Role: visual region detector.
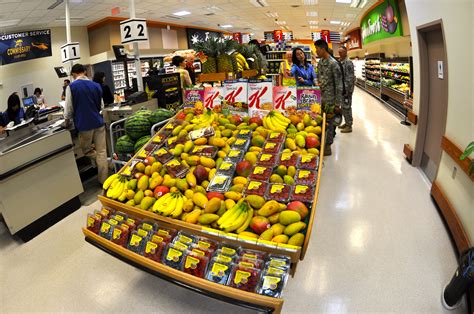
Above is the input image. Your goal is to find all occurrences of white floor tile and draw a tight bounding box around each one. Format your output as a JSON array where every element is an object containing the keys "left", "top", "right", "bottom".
[{"left": 0, "top": 88, "right": 467, "bottom": 313}]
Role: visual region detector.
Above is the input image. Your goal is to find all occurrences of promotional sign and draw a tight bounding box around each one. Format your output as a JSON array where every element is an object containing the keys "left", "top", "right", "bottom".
[
  {"left": 224, "top": 80, "right": 248, "bottom": 114},
  {"left": 360, "top": 0, "right": 403, "bottom": 45},
  {"left": 321, "top": 30, "right": 331, "bottom": 43},
  {"left": 242, "top": 34, "right": 252, "bottom": 44},
  {"left": 204, "top": 86, "right": 224, "bottom": 111},
  {"left": 248, "top": 79, "right": 273, "bottom": 118},
  {"left": 273, "top": 30, "right": 283, "bottom": 42},
  {"left": 282, "top": 31, "right": 294, "bottom": 41},
  {"left": 0, "top": 29, "right": 52, "bottom": 65},
  {"left": 232, "top": 33, "right": 242, "bottom": 44},
  {"left": 187, "top": 28, "right": 223, "bottom": 48},
  {"left": 120, "top": 19, "right": 149, "bottom": 44},
  {"left": 60, "top": 42, "right": 80, "bottom": 63},
  {"left": 297, "top": 87, "right": 321, "bottom": 112},
  {"left": 264, "top": 31, "right": 274, "bottom": 42},
  {"left": 346, "top": 28, "right": 362, "bottom": 50},
  {"left": 273, "top": 86, "right": 297, "bottom": 115},
  {"left": 184, "top": 87, "right": 205, "bottom": 109}
]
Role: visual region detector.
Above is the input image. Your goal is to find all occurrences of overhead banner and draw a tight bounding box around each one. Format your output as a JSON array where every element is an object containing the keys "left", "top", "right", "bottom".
[
  {"left": 0, "top": 29, "right": 52, "bottom": 65},
  {"left": 346, "top": 28, "right": 362, "bottom": 50},
  {"left": 186, "top": 28, "right": 223, "bottom": 48},
  {"left": 360, "top": 0, "right": 403, "bottom": 45}
]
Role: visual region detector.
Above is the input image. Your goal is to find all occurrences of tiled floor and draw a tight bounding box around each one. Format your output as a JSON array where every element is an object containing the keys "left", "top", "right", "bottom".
[{"left": 0, "top": 88, "right": 467, "bottom": 313}]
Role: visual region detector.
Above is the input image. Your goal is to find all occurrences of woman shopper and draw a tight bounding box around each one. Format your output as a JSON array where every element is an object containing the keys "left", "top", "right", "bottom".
[
  {"left": 34, "top": 87, "right": 47, "bottom": 108},
  {"left": 93, "top": 72, "right": 114, "bottom": 105},
  {"left": 291, "top": 48, "right": 316, "bottom": 87},
  {"left": 2, "top": 93, "right": 25, "bottom": 126},
  {"left": 172, "top": 55, "right": 193, "bottom": 89},
  {"left": 279, "top": 51, "right": 296, "bottom": 86}
]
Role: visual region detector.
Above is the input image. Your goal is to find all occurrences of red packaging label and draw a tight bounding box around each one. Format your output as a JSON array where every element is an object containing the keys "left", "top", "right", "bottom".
[{"left": 273, "top": 86, "right": 297, "bottom": 115}]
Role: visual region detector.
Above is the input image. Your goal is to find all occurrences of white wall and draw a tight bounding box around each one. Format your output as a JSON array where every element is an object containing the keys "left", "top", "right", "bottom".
[
  {"left": 405, "top": 0, "right": 474, "bottom": 243},
  {"left": 0, "top": 27, "right": 90, "bottom": 111}
]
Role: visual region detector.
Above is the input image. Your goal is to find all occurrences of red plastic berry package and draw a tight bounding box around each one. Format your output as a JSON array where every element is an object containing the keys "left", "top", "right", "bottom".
[
  {"left": 229, "top": 264, "right": 262, "bottom": 292},
  {"left": 144, "top": 240, "right": 166, "bottom": 262},
  {"left": 182, "top": 251, "right": 210, "bottom": 278}
]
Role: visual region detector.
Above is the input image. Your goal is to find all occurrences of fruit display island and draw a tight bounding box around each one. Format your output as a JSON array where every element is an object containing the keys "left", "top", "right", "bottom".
[{"left": 83, "top": 106, "right": 326, "bottom": 313}]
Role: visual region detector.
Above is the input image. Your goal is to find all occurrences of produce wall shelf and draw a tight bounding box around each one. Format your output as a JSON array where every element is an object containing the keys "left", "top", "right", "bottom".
[{"left": 83, "top": 228, "right": 284, "bottom": 313}]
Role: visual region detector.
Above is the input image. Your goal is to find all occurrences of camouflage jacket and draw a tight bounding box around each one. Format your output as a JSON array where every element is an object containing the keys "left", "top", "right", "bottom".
[
  {"left": 317, "top": 56, "right": 344, "bottom": 108},
  {"left": 340, "top": 57, "right": 355, "bottom": 95}
]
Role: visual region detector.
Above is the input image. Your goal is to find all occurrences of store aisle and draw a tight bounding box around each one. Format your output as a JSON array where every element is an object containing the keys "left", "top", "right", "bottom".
[{"left": 0, "top": 88, "right": 466, "bottom": 313}]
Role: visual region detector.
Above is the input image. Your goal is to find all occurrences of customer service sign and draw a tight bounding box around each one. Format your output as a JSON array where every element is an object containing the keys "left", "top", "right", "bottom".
[
  {"left": 0, "top": 29, "right": 52, "bottom": 65},
  {"left": 360, "top": 0, "right": 402, "bottom": 45}
]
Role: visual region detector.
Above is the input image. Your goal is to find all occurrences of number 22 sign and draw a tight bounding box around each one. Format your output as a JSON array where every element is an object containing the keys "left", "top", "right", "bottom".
[
  {"left": 120, "top": 19, "right": 148, "bottom": 44},
  {"left": 60, "top": 42, "right": 80, "bottom": 63}
]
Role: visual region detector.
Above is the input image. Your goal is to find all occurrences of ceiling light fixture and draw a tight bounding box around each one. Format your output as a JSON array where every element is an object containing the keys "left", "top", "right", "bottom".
[
  {"left": 0, "top": 19, "right": 20, "bottom": 27},
  {"left": 302, "top": 0, "right": 317, "bottom": 5},
  {"left": 250, "top": 0, "right": 268, "bottom": 8},
  {"left": 265, "top": 12, "right": 279, "bottom": 18},
  {"left": 330, "top": 20, "right": 341, "bottom": 24},
  {"left": 306, "top": 11, "right": 318, "bottom": 17},
  {"left": 336, "top": 0, "right": 351, "bottom": 3},
  {"left": 220, "top": 24, "right": 233, "bottom": 28},
  {"left": 309, "top": 25, "right": 318, "bottom": 29},
  {"left": 275, "top": 21, "right": 287, "bottom": 25},
  {"left": 308, "top": 20, "right": 318, "bottom": 24},
  {"left": 173, "top": 10, "right": 191, "bottom": 16},
  {"left": 350, "top": 0, "right": 368, "bottom": 8},
  {"left": 47, "top": 0, "right": 63, "bottom": 10}
]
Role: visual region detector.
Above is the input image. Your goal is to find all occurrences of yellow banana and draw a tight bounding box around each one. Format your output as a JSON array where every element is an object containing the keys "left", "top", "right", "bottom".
[
  {"left": 103, "top": 173, "right": 119, "bottom": 190},
  {"left": 274, "top": 111, "right": 291, "bottom": 124},
  {"left": 171, "top": 195, "right": 184, "bottom": 218},
  {"left": 111, "top": 181, "right": 125, "bottom": 199},
  {"left": 217, "top": 199, "right": 243, "bottom": 225},
  {"left": 265, "top": 116, "right": 277, "bottom": 131},
  {"left": 152, "top": 193, "right": 172, "bottom": 213},
  {"left": 262, "top": 116, "right": 270, "bottom": 129},
  {"left": 271, "top": 116, "right": 287, "bottom": 129},
  {"left": 223, "top": 208, "right": 248, "bottom": 232},
  {"left": 160, "top": 194, "right": 178, "bottom": 216},
  {"left": 236, "top": 207, "right": 254, "bottom": 234},
  {"left": 219, "top": 204, "right": 245, "bottom": 229}
]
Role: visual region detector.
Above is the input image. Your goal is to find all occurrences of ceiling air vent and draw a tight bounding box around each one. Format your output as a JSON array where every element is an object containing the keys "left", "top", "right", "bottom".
[
  {"left": 205, "top": 13, "right": 216, "bottom": 16},
  {"left": 250, "top": 0, "right": 268, "bottom": 8}
]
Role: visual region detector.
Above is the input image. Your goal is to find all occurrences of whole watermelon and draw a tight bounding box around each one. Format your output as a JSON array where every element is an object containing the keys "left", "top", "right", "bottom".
[
  {"left": 116, "top": 135, "right": 135, "bottom": 154},
  {"left": 149, "top": 109, "right": 174, "bottom": 124},
  {"left": 125, "top": 114, "right": 151, "bottom": 140},
  {"left": 134, "top": 135, "right": 151, "bottom": 153},
  {"left": 135, "top": 109, "right": 153, "bottom": 120}
]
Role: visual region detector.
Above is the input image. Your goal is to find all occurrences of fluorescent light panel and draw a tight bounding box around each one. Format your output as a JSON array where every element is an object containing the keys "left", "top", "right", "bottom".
[
  {"left": 0, "top": 19, "right": 20, "bottom": 27},
  {"left": 220, "top": 24, "right": 233, "bottom": 28},
  {"left": 310, "top": 25, "right": 318, "bottom": 29},
  {"left": 330, "top": 20, "right": 341, "bottom": 24},
  {"left": 173, "top": 10, "right": 191, "bottom": 16},
  {"left": 250, "top": 0, "right": 269, "bottom": 7},
  {"left": 302, "top": 0, "right": 317, "bottom": 5},
  {"left": 308, "top": 20, "right": 318, "bottom": 24},
  {"left": 306, "top": 11, "right": 318, "bottom": 16},
  {"left": 336, "top": 0, "right": 351, "bottom": 3},
  {"left": 265, "top": 12, "right": 279, "bottom": 18},
  {"left": 275, "top": 21, "right": 287, "bottom": 25}
]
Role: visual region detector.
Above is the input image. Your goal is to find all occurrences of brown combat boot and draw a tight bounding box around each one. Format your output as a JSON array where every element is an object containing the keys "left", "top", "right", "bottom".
[
  {"left": 340, "top": 125, "right": 352, "bottom": 133},
  {"left": 338, "top": 123, "right": 346, "bottom": 129},
  {"left": 324, "top": 145, "right": 332, "bottom": 156}
]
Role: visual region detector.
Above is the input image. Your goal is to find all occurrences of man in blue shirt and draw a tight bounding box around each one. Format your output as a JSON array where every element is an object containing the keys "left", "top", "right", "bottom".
[{"left": 65, "top": 63, "right": 108, "bottom": 184}]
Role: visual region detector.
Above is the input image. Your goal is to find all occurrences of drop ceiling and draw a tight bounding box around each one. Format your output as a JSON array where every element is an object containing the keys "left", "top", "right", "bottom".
[{"left": 0, "top": 0, "right": 378, "bottom": 39}]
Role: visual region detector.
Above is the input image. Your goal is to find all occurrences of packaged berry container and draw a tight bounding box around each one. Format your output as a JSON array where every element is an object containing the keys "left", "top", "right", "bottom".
[
  {"left": 266, "top": 132, "right": 286, "bottom": 143},
  {"left": 136, "top": 227, "right": 152, "bottom": 240},
  {"left": 188, "top": 126, "right": 215, "bottom": 140},
  {"left": 99, "top": 219, "right": 119, "bottom": 240},
  {"left": 167, "top": 136, "right": 187, "bottom": 149},
  {"left": 196, "top": 237, "right": 218, "bottom": 252},
  {"left": 144, "top": 143, "right": 159, "bottom": 153},
  {"left": 249, "top": 166, "right": 272, "bottom": 181},
  {"left": 295, "top": 169, "right": 317, "bottom": 185},
  {"left": 182, "top": 251, "right": 210, "bottom": 278},
  {"left": 239, "top": 248, "right": 267, "bottom": 261},
  {"left": 231, "top": 138, "right": 250, "bottom": 151},
  {"left": 156, "top": 227, "right": 177, "bottom": 238},
  {"left": 152, "top": 133, "right": 167, "bottom": 146},
  {"left": 216, "top": 161, "right": 236, "bottom": 176},
  {"left": 236, "top": 129, "right": 252, "bottom": 139},
  {"left": 207, "top": 174, "right": 232, "bottom": 193},
  {"left": 257, "top": 269, "right": 288, "bottom": 298},
  {"left": 165, "top": 159, "right": 190, "bottom": 178},
  {"left": 257, "top": 153, "right": 277, "bottom": 167},
  {"left": 86, "top": 213, "right": 101, "bottom": 234},
  {"left": 127, "top": 230, "right": 147, "bottom": 255},
  {"left": 297, "top": 153, "right": 319, "bottom": 170},
  {"left": 111, "top": 224, "right": 130, "bottom": 247},
  {"left": 173, "top": 232, "right": 198, "bottom": 245},
  {"left": 225, "top": 149, "right": 244, "bottom": 163},
  {"left": 236, "top": 257, "right": 265, "bottom": 270},
  {"left": 229, "top": 264, "right": 262, "bottom": 292},
  {"left": 262, "top": 142, "right": 281, "bottom": 154},
  {"left": 162, "top": 242, "right": 189, "bottom": 270},
  {"left": 279, "top": 152, "right": 299, "bottom": 167},
  {"left": 266, "top": 184, "right": 291, "bottom": 202},
  {"left": 113, "top": 211, "right": 128, "bottom": 222},
  {"left": 291, "top": 184, "right": 315, "bottom": 203},
  {"left": 244, "top": 180, "right": 268, "bottom": 196},
  {"left": 216, "top": 244, "right": 239, "bottom": 258},
  {"left": 266, "top": 254, "right": 291, "bottom": 270},
  {"left": 192, "top": 145, "right": 218, "bottom": 159},
  {"left": 144, "top": 240, "right": 166, "bottom": 262},
  {"left": 151, "top": 233, "right": 172, "bottom": 245},
  {"left": 205, "top": 257, "right": 233, "bottom": 285},
  {"left": 153, "top": 147, "right": 174, "bottom": 164},
  {"left": 140, "top": 221, "right": 159, "bottom": 232}
]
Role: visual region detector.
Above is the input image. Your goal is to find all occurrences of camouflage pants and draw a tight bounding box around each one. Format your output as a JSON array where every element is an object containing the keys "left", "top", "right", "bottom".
[
  {"left": 325, "top": 112, "right": 336, "bottom": 147},
  {"left": 342, "top": 92, "right": 353, "bottom": 126}
]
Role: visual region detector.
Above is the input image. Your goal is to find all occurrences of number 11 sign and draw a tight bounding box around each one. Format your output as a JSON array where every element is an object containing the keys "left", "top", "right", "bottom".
[
  {"left": 60, "top": 42, "right": 80, "bottom": 63},
  {"left": 120, "top": 19, "right": 149, "bottom": 44}
]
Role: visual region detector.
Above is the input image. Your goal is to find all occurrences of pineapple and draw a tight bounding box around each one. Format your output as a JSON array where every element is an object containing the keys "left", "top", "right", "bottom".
[
  {"left": 216, "top": 40, "right": 237, "bottom": 73},
  {"left": 194, "top": 38, "right": 219, "bottom": 73}
]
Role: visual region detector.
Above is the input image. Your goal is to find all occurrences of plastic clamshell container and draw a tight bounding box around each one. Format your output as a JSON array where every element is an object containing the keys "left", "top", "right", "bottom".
[
  {"left": 279, "top": 152, "right": 299, "bottom": 167},
  {"left": 257, "top": 268, "right": 288, "bottom": 298},
  {"left": 266, "top": 254, "right": 291, "bottom": 270},
  {"left": 162, "top": 241, "right": 189, "bottom": 270},
  {"left": 207, "top": 174, "right": 233, "bottom": 193},
  {"left": 249, "top": 165, "right": 272, "bottom": 181},
  {"left": 262, "top": 142, "right": 281, "bottom": 154},
  {"left": 236, "top": 129, "right": 252, "bottom": 139},
  {"left": 266, "top": 184, "right": 291, "bottom": 202},
  {"left": 231, "top": 138, "right": 250, "bottom": 151},
  {"left": 165, "top": 159, "right": 190, "bottom": 178},
  {"left": 153, "top": 147, "right": 174, "bottom": 164},
  {"left": 173, "top": 232, "right": 198, "bottom": 245},
  {"left": 297, "top": 153, "right": 318, "bottom": 170},
  {"left": 225, "top": 149, "right": 244, "bottom": 163},
  {"left": 257, "top": 153, "right": 277, "bottom": 167},
  {"left": 294, "top": 169, "right": 317, "bottom": 185},
  {"left": 290, "top": 184, "right": 315, "bottom": 203},
  {"left": 182, "top": 251, "right": 210, "bottom": 278},
  {"left": 188, "top": 126, "right": 216, "bottom": 140},
  {"left": 216, "top": 243, "right": 239, "bottom": 258},
  {"left": 236, "top": 257, "right": 265, "bottom": 270},
  {"left": 205, "top": 257, "right": 233, "bottom": 285},
  {"left": 244, "top": 180, "right": 268, "bottom": 196},
  {"left": 239, "top": 248, "right": 267, "bottom": 261},
  {"left": 143, "top": 240, "right": 166, "bottom": 262},
  {"left": 228, "top": 264, "right": 262, "bottom": 292},
  {"left": 216, "top": 161, "right": 236, "bottom": 176},
  {"left": 192, "top": 145, "right": 219, "bottom": 159},
  {"left": 127, "top": 230, "right": 147, "bottom": 255},
  {"left": 266, "top": 132, "right": 286, "bottom": 143}
]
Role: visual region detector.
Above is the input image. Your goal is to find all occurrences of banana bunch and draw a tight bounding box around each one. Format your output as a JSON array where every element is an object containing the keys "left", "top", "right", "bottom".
[
  {"left": 217, "top": 200, "right": 253, "bottom": 233},
  {"left": 190, "top": 109, "right": 216, "bottom": 127},
  {"left": 263, "top": 110, "right": 292, "bottom": 133},
  {"left": 152, "top": 188, "right": 187, "bottom": 218},
  {"left": 103, "top": 173, "right": 129, "bottom": 200},
  {"left": 234, "top": 53, "right": 249, "bottom": 72}
]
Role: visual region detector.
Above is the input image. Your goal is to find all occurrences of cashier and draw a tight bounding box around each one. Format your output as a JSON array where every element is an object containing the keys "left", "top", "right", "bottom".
[{"left": 2, "top": 93, "right": 25, "bottom": 126}]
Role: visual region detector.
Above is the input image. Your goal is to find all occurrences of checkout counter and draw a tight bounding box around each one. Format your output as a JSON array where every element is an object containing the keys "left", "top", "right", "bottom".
[{"left": 0, "top": 119, "right": 83, "bottom": 241}]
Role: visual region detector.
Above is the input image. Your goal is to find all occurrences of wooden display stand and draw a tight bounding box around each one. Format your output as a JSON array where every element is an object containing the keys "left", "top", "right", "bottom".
[
  {"left": 84, "top": 113, "right": 326, "bottom": 312},
  {"left": 198, "top": 72, "right": 228, "bottom": 83}
]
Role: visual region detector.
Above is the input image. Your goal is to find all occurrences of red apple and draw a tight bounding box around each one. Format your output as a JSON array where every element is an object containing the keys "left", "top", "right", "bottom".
[
  {"left": 250, "top": 216, "right": 271, "bottom": 234},
  {"left": 207, "top": 192, "right": 225, "bottom": 201},
  {"left": 249, "top": 116, "right": 263, "bottom": 126},
  {"left": 154, "top": 186, "right": 169, "bottom": 198},
  {"left": 236, "top": 160, "right": 251, "bottom": 177},
  {"left": 193, "top": 165, "right": 209, "bottom": 184},
  {"left": 229, "top": 114, "right": 242, "bottom": 125},
  {"left": 287, "top": 201, "right": 309, "bottom": 219},
  {"left": 176, "top": 111, "right": 186, "bottom": 120},
  {"left": 305, "top": 136, "right": 320, "bottom": 149}
]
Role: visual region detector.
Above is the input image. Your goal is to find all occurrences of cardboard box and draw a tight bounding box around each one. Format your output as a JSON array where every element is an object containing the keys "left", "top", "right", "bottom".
[
  {"left": 297, "top": 87, "right": 321, "bottom": 112},
  {"left": 223, "top": 79, "right": 248, "bottom": 114},
  {"left": 273, "top": 86, "right": 297, "bottom": 116},
  {"left": 184, "top": 87, "right": 205, "bottom": 109},
  {"left": 248, "top": 79, "right": 273, "bottom": 118},
  {"left": 204, "top": 86, "right": 224, "bottom": 112}
]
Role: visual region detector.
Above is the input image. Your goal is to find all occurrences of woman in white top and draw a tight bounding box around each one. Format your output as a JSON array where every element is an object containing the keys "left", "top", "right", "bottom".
[
  {"left": 172, "top": 55, "right": 193, "bottom": 89},
  {"left": 34, "top": 87, "right": 47, "bottom": 108}
]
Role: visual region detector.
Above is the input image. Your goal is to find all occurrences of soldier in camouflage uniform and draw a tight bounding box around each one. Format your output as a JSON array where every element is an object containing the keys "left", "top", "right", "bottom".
[
  {"left": 338, "top": 46, "right": 355, "bottom": 133},
  {"left": 315, "top": 39, "right": 344, "bottom": 156}
]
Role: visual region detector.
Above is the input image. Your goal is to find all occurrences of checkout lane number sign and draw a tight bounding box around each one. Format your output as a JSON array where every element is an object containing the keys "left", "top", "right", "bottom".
[
  {"left": 60, "top": 42, "right": 80, "bottom": 63},
  {"left": 120, "top": 19, "right": 149, "bottom": 44}
]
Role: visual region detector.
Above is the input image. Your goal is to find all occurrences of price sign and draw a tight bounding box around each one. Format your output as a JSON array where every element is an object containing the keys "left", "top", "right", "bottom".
[
  {"left": 60, "top": 42, "right": 80, "bottom": 63},
  {"left": 120, "top": 18, "right": 149, "bottom": 44}
]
